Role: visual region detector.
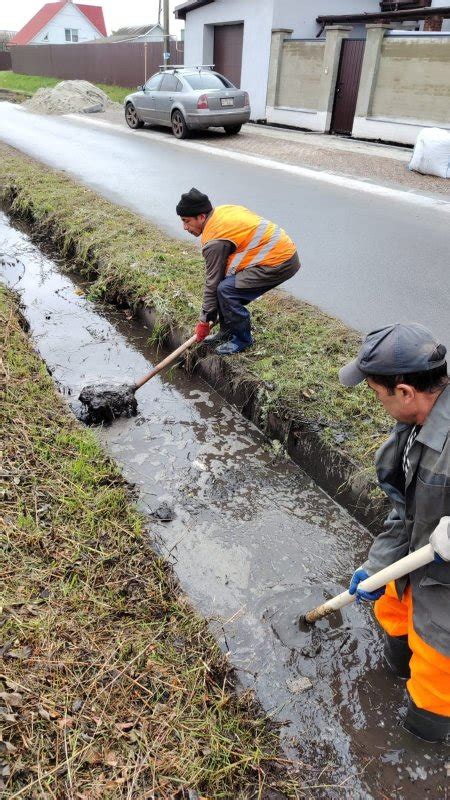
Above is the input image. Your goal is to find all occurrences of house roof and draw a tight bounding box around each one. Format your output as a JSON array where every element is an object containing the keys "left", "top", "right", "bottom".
[
  {"left": 10, "top": 1, "right": 107, "bottom": 45},
  {"left": 174, "top": 0, "right": 215, "bottom": 21},
  {"left": 105, "top": 24, "right": 162, "bottom": 42},
  {"left": 316, "top": 5, "right": 450, "bottom": 26}
]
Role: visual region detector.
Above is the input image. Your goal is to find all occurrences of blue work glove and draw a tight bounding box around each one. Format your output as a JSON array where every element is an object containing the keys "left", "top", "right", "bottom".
[
  {"left": 435, "top": 553, "right": 444, "bottom": 564},
  {"left": 349, "top": 568, "right": 386, "bottom": 603}
]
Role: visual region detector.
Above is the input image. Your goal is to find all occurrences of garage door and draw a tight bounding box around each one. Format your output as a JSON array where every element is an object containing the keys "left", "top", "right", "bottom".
[{"left": 213, "top": 23, "right": 244, "bottom": 88}]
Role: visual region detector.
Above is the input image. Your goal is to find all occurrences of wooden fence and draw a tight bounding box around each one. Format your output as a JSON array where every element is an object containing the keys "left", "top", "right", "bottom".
[{"left": 10, "top": 40, "right": 184, "bottom": 87}]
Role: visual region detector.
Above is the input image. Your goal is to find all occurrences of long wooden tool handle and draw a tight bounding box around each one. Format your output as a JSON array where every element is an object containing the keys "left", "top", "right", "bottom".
[
  {"left": 304, "top": 542, "right": 435, "bottom": 624},
  {"left": 133, "top": 333, "right": 198, "bottom": 391}
]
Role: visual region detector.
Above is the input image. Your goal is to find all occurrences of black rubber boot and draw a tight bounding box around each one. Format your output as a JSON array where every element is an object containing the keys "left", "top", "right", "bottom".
[
  {"left": 403, "top": 699, "right": 450, "bottom": 742},
  {"left": 384, "top": 633, "right": 412, "bottom": 679},
  {"left": 204, "top": 328, "right": 231, "bottom": 345}
]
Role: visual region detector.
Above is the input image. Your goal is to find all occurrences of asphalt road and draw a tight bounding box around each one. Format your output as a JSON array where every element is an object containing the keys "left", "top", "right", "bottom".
[{"left": 1, "top": 103, "right": 450, "bottom": 343}]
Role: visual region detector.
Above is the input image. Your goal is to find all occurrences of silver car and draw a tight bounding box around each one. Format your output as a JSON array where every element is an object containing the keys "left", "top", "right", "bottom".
[{"left": 124, "top": 66, "right": 250, "bottom": 139}]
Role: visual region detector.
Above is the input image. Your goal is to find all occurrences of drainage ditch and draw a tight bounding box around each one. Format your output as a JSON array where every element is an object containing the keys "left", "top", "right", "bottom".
[{"left": 1, "top": 209, "right": 447, "bottom": 799}]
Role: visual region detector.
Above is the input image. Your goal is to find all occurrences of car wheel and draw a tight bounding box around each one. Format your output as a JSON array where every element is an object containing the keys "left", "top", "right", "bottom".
[
  {"left": 171, "top": 110, "right": 189, "bottom": 139},
  {"left": 224, "top": 124, "right": 242, "bottom": 136},
  {"left": 125, "top": 103, "right": 143, "bottom": 130}
]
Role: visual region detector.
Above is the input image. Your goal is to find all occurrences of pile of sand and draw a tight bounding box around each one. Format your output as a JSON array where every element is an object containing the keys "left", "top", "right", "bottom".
[{"left": 25, "top": 80, "right": 114, "bottom": 115}]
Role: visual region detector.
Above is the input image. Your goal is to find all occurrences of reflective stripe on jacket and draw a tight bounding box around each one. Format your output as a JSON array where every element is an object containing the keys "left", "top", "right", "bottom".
[
  {"left": 364, "top": 384, "right": 450, "bottom": 656},
  {"left": 201, "top": 205, "right": 296, "bottom": 275}
]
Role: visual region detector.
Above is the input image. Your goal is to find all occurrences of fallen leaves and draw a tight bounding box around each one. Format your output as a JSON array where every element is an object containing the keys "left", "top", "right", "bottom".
[
  {"left": 0, "top": 710, "right": 17, "bottom": 723},
  {"left": 37, "top": 705, "right": 52, "bottom": 721},
  {"left": 0, "top": 692, "right": 23, "bottom": 708},
  {"left": 57, "top": 715, "right": 74, "bottom": 729},
  {"left": 6, "top": 646, "right": 32, "bottom": 661}
]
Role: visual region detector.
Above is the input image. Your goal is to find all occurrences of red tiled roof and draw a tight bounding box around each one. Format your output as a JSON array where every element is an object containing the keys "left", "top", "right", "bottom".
[
  {"left": 10, "top": 1, "right": 106, "bottom": 45},
  {"left": 77, "top": 3, "right": 106, "bottom": 36}
]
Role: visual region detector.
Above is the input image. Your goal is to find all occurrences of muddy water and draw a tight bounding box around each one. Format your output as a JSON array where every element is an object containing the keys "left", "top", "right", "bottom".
[{"left": 1, "top": 211, "right": 448, "bottom": 798}]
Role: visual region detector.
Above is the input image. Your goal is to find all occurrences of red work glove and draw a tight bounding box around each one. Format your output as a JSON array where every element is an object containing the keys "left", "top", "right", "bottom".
[{"left": 195, "top": 321, "right": 210, "bottom": 342}]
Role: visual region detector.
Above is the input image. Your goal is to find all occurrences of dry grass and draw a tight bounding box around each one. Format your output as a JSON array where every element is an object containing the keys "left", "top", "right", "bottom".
[{"left": 0, "top": 284, "right": 297, "bottom": 798}]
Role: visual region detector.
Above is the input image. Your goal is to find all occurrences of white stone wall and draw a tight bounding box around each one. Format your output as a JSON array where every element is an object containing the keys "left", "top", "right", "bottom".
[
  {"left": 31, "top": 4, "right": 104, "bottom": 44},
  {"left": 353, "top": 32, "right": 450, "bottom": 144}
]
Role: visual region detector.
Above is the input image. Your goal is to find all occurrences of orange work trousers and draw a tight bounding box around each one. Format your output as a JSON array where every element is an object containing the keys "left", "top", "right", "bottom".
[{"left": 374, "top": 581, "right": 450, "bottom": 717}]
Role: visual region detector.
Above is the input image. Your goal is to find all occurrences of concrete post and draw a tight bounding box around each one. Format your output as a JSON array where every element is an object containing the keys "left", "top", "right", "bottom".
[
  {"left": 316, "top": 25, "right": 352, "bottom": 133},
  {"left": 266, "top": 28, "right": 293, "bottom": 108},
  {"left": 354, "top": 24, "right": 391, "bottom": 121}
]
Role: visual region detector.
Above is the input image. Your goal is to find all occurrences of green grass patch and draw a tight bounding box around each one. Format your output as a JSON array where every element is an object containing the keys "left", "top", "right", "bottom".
[
  {"left": 0, "top": 70, "right": 132, "bottom": 103},
  {"left": 0, "top": 283, "right": 296, "bottom": 797},
  {"left": 0, "top": 142, "right": 391, "bottom": 476}
]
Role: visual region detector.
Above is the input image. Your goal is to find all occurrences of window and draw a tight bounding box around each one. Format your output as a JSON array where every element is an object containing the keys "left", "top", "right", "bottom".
[
  {"left": 65, "top": 28, "right": 79, "bottom": 42},
  {"left": 144, "top": 74, "right": 162, "bottom": 91},
  {"left": 184, "top": 72, "right": 233, "bottom": 90},
  {"left": 159, "top": 73, "right": 181, "bottom": 92}
]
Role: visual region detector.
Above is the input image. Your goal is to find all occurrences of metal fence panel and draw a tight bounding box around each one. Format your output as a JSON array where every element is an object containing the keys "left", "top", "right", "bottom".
[
  {"left": 0, "top": 52, "right": 12, "bottom": 70},
  {"left": 10, "top": 41, "right": 183, "bottom": 87}
]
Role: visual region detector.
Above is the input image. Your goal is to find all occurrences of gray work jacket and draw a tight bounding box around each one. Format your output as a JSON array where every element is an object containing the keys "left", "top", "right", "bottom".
[{"left": 364, "top": 384, "right": 450, "bottom": 655}]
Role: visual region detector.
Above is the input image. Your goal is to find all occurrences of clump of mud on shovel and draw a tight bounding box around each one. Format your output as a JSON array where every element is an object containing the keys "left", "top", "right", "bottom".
[{"left": 79, "top": 383, "right": 138, "bottom": 424}]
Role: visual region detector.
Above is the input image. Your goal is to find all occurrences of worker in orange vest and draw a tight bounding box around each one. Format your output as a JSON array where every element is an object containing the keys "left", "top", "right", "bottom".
[
  {"left": 176, "top": 188, "right": 300, "bottom": 355},
  {"left": 340, "top": 324, "right": 450, "bottom": 742}
]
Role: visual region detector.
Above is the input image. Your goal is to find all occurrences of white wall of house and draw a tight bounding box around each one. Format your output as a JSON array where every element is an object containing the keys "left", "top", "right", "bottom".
[
  {"left": 183, "top": 0, "right": 275, "bottom": 119},
  {"left": 272, "top": 0, "right": 380, "bottom": 38},
  {"left": 31, "top": 4, "right": 103, "bottom": 44}
]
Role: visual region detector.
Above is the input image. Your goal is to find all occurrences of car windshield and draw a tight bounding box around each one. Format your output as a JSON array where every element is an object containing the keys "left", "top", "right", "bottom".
[{"left": 184, "top": 73, "right": 234, "bottom": 90}]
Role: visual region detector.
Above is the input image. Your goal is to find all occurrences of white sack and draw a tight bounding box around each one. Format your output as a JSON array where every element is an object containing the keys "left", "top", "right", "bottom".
[{"left": 409, "top": 127, "right": 450, "bottom": 179}]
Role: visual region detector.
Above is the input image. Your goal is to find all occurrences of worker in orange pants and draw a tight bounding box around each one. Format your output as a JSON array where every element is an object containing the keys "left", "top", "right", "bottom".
[
  {"left": 375, "top": 582, "right": 450, "bottom": 739},
  {"left": 340, "top": 323, "right": 450, "bottom": 742}
]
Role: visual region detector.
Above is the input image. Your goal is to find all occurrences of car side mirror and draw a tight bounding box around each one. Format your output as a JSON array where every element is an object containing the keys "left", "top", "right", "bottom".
[{"left": 137, "top": 85, "right": 145, "bottom": 92}]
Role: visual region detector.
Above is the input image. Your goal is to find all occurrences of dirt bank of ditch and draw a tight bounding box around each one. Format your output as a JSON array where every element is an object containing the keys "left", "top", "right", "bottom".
[
  {"left": 0, "top": 143, "right": 391, "bottom": 531},
  {"left": 0, "top": 88, "right": 31, "bottom": 104},
  {"left": 1, "top": 283, "right": 296, "bottom": 798}
]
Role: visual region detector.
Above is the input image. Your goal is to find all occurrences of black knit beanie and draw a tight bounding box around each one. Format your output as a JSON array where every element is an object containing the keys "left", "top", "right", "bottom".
[{"left": 176, "top": 187, "right": 212, "bottom": 217}]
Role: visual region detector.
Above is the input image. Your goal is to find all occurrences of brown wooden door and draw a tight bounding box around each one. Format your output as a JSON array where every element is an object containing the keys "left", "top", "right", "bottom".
[
  {"left": 213, "top": 23, "right": 244, "bottom": 88},
  {"left": 330, "top": 39, "right": 365, "bottom": 135}
]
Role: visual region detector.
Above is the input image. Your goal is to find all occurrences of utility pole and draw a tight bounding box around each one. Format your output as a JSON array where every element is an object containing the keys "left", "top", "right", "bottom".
[{"left": 163, "top": 0, "right": 170, "bottom": 66}]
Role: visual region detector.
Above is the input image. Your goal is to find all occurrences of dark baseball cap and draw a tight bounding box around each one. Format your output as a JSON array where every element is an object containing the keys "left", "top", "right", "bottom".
[{"left": 339, "top": 323, "right": 446, "bottom": 387}]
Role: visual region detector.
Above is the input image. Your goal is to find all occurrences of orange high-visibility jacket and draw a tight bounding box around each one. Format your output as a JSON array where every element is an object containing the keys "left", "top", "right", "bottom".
[{"left": 201, "top": 205, "right": 296, "bottom": 276}]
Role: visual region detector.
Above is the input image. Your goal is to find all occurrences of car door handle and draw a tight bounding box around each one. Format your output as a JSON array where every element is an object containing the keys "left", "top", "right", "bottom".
[{"left": 168, "top": 96, "right": 174, "bottom": 101}]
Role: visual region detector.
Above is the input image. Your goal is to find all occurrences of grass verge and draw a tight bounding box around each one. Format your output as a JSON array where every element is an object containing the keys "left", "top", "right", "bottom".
[
  {"left": 0, "top": 142, "right": 391, "bottom": 477},
  {"left": 0, "top": 282, "right": 296, "bottom": 798},
  {"left": 0, "top": 71, "right": 132, "bottom": 103}
]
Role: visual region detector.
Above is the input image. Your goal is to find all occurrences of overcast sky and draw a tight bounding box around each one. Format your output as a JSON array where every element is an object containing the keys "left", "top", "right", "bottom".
[{"left": 2, "top": 0, "right": 184, "bottom": 36}]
